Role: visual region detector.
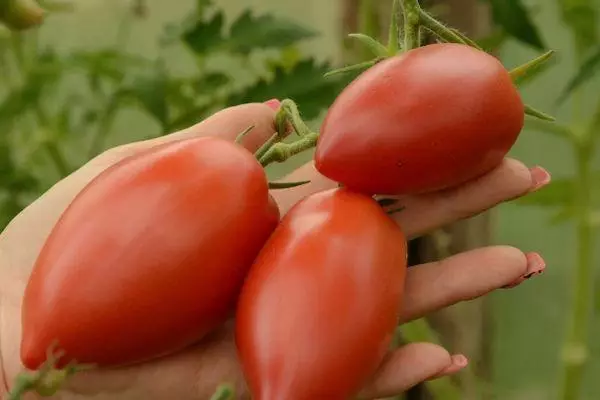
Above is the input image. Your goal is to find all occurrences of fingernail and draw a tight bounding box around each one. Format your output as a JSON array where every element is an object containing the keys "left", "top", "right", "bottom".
[
  {"left": 502, "top": 252, "right": 546, "bottom": 289},
  {"left": 529, "top": 166, "right": 551, "bottom": 192},
  {"left": 524, "top": 252, "right": 546, "bottom": 278},
  {"left": 263, "top": 98, "right": 281, "bottom": 110},
  {"left": 452, "top": 354, "right": 469, "bottom": 368}
]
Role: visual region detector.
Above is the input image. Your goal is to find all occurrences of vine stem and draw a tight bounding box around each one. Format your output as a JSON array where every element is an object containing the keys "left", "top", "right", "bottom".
[
  {"left": 558, "top": 38, "right": 596, "bottom": 400},
  {"left": 259, "top": 132, "right": 319, "bottom": 167},
  {"left": 401, "top": 0, "right": 421, "bottom": 51},
  {"left": 559, "top": 141, "right": 594, "bottom": 400}
]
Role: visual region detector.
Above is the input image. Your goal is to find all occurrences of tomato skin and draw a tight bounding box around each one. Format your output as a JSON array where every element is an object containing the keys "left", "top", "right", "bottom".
[
  {"left": 236, "top": 188, "right": 407, "bottom": 400},
  {"left": 21, "top": 136, "right": 279, "bottom": 369},
  {"left": 314, "top": 43, "right": 524, "bottom": 195}
]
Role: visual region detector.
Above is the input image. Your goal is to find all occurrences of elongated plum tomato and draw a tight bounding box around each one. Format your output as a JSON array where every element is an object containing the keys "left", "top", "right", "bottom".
[
  {"left": 236, "top": 188, "right": 407, "bottom": 400},
  {"left": 314, "top": 43, "right": 525, "bottom": 195},
  {"left": 21, "top": 136, "right": 279, "bottom": 369}
]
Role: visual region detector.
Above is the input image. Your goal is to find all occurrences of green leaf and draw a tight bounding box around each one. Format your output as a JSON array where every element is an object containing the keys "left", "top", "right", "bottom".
[
  {"left": 191, "top": 72, "right": 229, "bottom": 93},
  {"left": 0, "top": 140, "right": 39, "bottom": 230},
  {"left": 557, "top": 0, "right": 598, "bottom": 52},
  {"left": 485, "top": 0, "right": 545, "bottom": 49},
  {"left": 227, "top": 58, "right": 348, "bottom": 121},
  {"left": 517, "top": 178, "right": 573, "bottom": 208},
  {"left": 226, "top": 10, "right": 317, "bottom": 54},
  {"left": 124, "top": 64, "right": 169, "bottom": 128},
  {"left": 195, "top": 0, "right": 212, "bottom": 14},
  {"left": 182, "top": 11, "right": 225, "bottom": 55},
  {"left": 556, "top": 45, "right": 600, "bottom": 104},
  {"left": 69, "top": 50, "right": 150, "bottom": 82},
  {"left": 166, "top": 103, "right": 215, "bottom": 132},
  {"left": 180, "top": 8, "right": 316, "bottom": 56},
  {"left": 517, "top": 172, "right": 600, "bottom": 209},
  {"left": 0, "top": 51, "right": 63, "bottom": 126}
]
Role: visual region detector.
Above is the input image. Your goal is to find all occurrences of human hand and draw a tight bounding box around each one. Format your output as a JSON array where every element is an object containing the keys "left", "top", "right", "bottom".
[{"left": 0, "top": 101, "right": 549, "bottom": 399}]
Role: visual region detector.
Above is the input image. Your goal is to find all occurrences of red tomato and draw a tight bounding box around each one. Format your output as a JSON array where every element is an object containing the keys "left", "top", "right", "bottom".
[
  {"left": 21, "top": 136, "right": 279, "bottom": 369},
  {"left": 314, "top": 43, "right": 524, "bottom": 195},
  {"left": 236, "top": 188, "right": 407, "bottom": 400}
]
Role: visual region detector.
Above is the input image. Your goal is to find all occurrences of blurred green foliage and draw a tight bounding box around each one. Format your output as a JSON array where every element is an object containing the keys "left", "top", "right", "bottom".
[{"left": 0, "top": 0, "right": 346, "bottom": 229}]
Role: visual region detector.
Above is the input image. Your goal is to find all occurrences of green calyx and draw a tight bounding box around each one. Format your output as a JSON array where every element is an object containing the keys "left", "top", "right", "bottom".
[
  {"left": 8, "top": 344, "right": 95, "bottom": 400},
  {"left": 0, "top": 0, "right": 45, "bottom": 30},
  {"left": 324, "top": 0, "right": 556, "bottom": 122}
]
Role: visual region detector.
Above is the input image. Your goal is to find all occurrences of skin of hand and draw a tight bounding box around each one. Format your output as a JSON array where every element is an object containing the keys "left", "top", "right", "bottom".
[{"left": 0, "top": 101, "right": 550, "bottom": 399}]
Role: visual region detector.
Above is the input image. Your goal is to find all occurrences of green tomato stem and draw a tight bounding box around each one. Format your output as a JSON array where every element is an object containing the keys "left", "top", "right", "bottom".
[
  {"left": 254, "top": 104, "right": 289, "bottom": 161},
  {"left": 401, "top": 0, "right": 421, "bottom": 51},
  {"left": 559, "top": 141, "right": 595, "bottom": 400},
  {"left": 259, "top": 131, "right": 319, "bottom": 167},
  {"left": 387, "top": 0, "right": 401, "bottom": 54},
  {"left": 348, "top": 33, "right": 389, "bottom": 58},
  {"left": 254, "top": 132, "right": 280, "bottom": 161},
  {"left": 418, "top": 9, "right": 468, "bottom": 47},
  {"left": 323, "top": 58, "right": 381, "bottom": 78},
  {"left": 281, "top": 99, "right": 312, "bottom": 137},
  {"left": 448, "top": 27, "right": 483, "bottom": 49}
]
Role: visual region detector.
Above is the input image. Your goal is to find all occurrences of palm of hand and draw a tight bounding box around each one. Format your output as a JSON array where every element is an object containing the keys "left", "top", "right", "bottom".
[{"left": 0, "top": 104, "right": 547, "bottom": 399}]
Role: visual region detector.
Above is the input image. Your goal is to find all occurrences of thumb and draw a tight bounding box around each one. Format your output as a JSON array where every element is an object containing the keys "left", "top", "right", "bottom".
[
  {"left": 140, "top": 101, "right": 280, "bottom": 153},
  {"left": 99, "top": 102, "right": 280, "bottom": 166}
]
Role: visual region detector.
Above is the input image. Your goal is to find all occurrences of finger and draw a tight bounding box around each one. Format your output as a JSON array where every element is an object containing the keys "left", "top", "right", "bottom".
[
  {"left": 400, "top": 247, "right": 545, "bottom": 323},
  {"left": 429, "top": 354, "right": 469, "bottom": 379},
  {"left": 391, "top": 159, "right": 549, "bottom": 239},
  {"left": 360, "top": 343, "right": 461, "bottom": 399},
  {"left": 270, "top": 158, "right": 550, "bottom": 234},
  {"left": 90, "top": 102, "right": 278, "bottom": 170}
]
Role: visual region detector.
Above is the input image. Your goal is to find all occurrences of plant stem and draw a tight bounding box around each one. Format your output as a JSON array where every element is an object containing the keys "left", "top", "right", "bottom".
[
  {"left": 558, "top": 37, "right": 596, "bottom": 400},
  {"left": 259, "top": 132, "right": 319, "bottom": 167},
  {"left": 281, "top": 99, "right": 312, "bottom": 137},
  {"left": 387, "top": 0, "right": 400, "bottom": 54},
  {"left": 418, "top": 10, "right": 465, "bottom": 46},
  {"left": 87, "top": 99, "right": 119, "bottom": 158},
  {"left": 401, "top": 0, "right": 421, "bottom": 51},
  {"left": 559, "top": 141, "right": 594, "bottom": 400}
]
